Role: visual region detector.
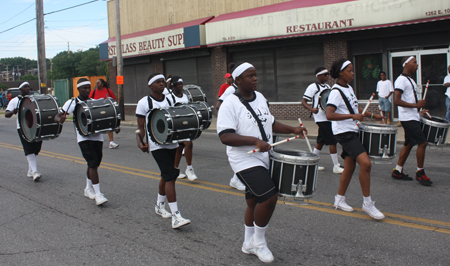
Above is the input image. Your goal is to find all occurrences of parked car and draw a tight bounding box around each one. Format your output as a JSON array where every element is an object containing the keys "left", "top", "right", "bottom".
[{"left": 6, "top": 88, "right": 40, "bottom": 98}]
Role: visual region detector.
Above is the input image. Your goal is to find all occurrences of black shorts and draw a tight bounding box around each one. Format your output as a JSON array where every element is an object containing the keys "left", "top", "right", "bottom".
[
  {"left": 401, "top": 120, "right": 427, "bottom": 147},
  {"left": 151, "top": 148, "right": 179, "bottom": 182},
  {"left": 236, "top": 166, "right": 278, "bottom": 203},
  {"left": 18, "top": 129, "right": 42, "bottom": 156},
  {"left": 78, "top": 141, "right": 103, "bottom": 168},
  {"left": 335, "top": 132, "right": 366, "bottom": 161},
  {"left": 316, "top": 121, "right": 337, "bottom": 145}
]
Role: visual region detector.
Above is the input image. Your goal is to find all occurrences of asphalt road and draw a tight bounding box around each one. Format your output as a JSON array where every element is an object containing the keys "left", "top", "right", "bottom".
[{"left": 0, "top": 116, "right": 449, "bottom": 266}]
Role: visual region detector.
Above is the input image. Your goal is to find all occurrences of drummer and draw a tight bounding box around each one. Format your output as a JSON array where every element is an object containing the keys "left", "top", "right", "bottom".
[
  {"left": 391, "top": 56, "right": 432, "bottom": 186},
  {"left": 54, "top": 78, "right": 117, "bottom": 206},
  {"left": 217, "top": 62, "right": 307, "bottom": 263},
  {"left": 135, "top": 73, "right": 191, "bottom": 229},
  {"left": 326, "top": 58, "right": 385, "bottom": 220},
  {"left": 302, "top": 67, "right": 344, "bottom": 174},
  {"left": 5, "top": 81, "right": 43, "bottom": 181},
  {"left": 170, "top": 76, "right": 198, "bottom": 181}
]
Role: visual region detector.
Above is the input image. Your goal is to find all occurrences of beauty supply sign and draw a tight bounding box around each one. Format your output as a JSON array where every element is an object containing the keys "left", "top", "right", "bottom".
[{"left": 205, "top": 0, "right": 450, "bottom": 45}]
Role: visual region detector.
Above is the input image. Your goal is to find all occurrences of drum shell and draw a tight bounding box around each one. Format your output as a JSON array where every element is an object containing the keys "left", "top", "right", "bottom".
[
  {"left": 18, "top": 94, "right": 63, "bottom": 142},
  {"left": 177, "top": 101, "right": 212, "bottom": 130},
  {"left": 420, "top": 116, "right": 450, "bottom": 146},
  {"left": 359, "top": 123, "right": 397, "bottom": 159},
  {"left": 183, "top": 85, "right": 207, "bottom": 102},
  {"left": 270, "top": 149, "right": 319, "bottom": 198},
  {"left": 318, "top": 89, "right": 331, "bottom": 112},
  {"left": 75, "top": 98, "right": 121, "bottom": 136},
  {"left": 148, "top": 105, "right": 202, "bottom": 144}
]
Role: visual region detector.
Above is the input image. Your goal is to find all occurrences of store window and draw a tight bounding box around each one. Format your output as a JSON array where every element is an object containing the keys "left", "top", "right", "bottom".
[{"left": 354, "top": 54, "right": 383, "bottom": 100}]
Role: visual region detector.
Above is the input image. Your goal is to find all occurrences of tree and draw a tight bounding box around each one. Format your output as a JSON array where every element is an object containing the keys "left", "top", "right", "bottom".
[
  {"left": 20, "top": 74, "right": 39, "bottom": 81},
  {"left": 51, "top": 47, "right": 107, "bottom": 80},
  {"left": 0, "top": 83, "right": 8, "bottom": 90}
]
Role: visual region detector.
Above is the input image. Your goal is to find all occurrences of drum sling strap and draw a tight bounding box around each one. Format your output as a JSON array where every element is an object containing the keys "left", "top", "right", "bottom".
[
  {"left": 146, "top": 95, "right": 172, "bottom": 111},
  {"left": 234, "top": 92, "right": 269, "bottom": 142},
  {"left": 309, "top": 83, "right": 323, "bottom": 118},
  {"left": 333, "top": 88, "right": 355, "bottom": 115},
  {"left": 401, "top": 73, "right": 420, "bottom": 111}
]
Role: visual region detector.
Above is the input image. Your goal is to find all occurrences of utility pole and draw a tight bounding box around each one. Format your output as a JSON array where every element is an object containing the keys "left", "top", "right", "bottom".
[
  {"left": 115, "top": 0, "right": 125, "bottom": 119},
  {"left": 36, "top": 0, "right": 47, "bottom": 94}
]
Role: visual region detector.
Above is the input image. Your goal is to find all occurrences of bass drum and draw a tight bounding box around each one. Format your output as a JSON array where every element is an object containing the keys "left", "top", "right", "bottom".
[
  {"left": 18, "top": 94, "right": 63, "bottom": 142},
  {"left": 175, "top": 101, "right": 212, "bottom": 130},
  {"left": 148, "top": 105, "right": 202, "bottom": 144},
  {"left": 74, "top": 97, "right": 121, "bottom": 136},
  {"left": 318, "top": 88, "right": 331, "bottom": 112},
  {"left": 420, "top": 116, "right": 450, "bottom": 146},
  {"left": 183, "top": 84, "right": 207, "bottom": 102}
]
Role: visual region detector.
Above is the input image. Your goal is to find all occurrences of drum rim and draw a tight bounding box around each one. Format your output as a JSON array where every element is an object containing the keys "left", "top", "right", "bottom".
[
  {"left": 359, "top": 123, "right": 398, "bottom": 133},
  {"left": 420, "top": 116, "right": 450, "bottom": 128},
  {"left": 75, "top": 101, "right": 92, "bottom": 136},
  {"left": 270, "top": 148, "right": 320, "bottom": 163}
]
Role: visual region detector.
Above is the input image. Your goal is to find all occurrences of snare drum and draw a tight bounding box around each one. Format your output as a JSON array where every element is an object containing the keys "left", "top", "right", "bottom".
[
  {"left": 359, "top": 123, "right": 397, "bottom": 162},
  {"left": 148, "top": 105, "right": 202, "bottom": 144},
  {"left": 183, "top": 85, "right": 207, "bottom": 102},
  {"left": 18, "top": 94, "right": 63, "bottom": 142},
  {"left": 74, "top": 97, "right": 121, "bottom": 136},
  {"left": 420, "top": 116, "right": 450, "bottom": 146},
  {"left": 270, "top": 149, "right": 319, "bottom": 199},
  {"left": 318, "top": 88, "right": 331, "bottom": 112}
]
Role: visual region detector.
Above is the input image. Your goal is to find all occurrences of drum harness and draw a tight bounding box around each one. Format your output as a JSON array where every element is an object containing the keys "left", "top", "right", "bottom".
[
  {"left": 309, "top": 83, "right": 329, "bottom": 118},
  {"left": 233, "top": 92, "right": 269, "bottom": 143},
  {"left": 333, "top": 87, "right": 355, "bottom": 115},
  {"left": 401, "top": 73, "right": 420, "bottom": 111}
]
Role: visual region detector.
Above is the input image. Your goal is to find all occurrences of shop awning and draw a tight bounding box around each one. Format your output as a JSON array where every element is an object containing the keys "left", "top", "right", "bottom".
[
  {"left": 100, "top": 16, "right": 214, "bottom": 60},
  {"left": 205, "top": 0, "right": 450, "bottom": 46}
]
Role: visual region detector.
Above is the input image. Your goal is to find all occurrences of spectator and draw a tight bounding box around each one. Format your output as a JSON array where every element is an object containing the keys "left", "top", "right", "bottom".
[
  {"left": 376, "top": 71, "right": 394, "bottom": 124},
  {"left": 218, "top": 73, "right": 233, "bottom": 97},
  {"left": 443, "top": 65, "right": 450, "bottom": 121}
]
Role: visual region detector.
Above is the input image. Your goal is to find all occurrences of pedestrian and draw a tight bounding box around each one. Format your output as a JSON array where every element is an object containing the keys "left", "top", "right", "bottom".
[
  {"left": 90, "top": 79, "right": 119, "bottom": 149},
  {"left": 443, "top": 64, "right": 450, "bottom": 122},
  {"left": 0, "top": 89, "right": 4, "bottom": 109},
  {"left": 217, "top": 62, "right": 307, "bottom": 263},
  {"left": 218, "top": 73, "right": 233, "bottom": 97},
  {"left": 54, "top": 78, "right": 114, "bottom": 206},
  {"left": 376, "top": 71, "right": 394, "bottom": 124},
  {"left": 6, "top": 91, "right": 12, "bottom": 106},
  {"left": 5, "top": 82, "right": 43, "bottom": 181},
  {"left": 135, "top": 73, "right": 191, "bottom": 229},
  {"left": 391, "top": 56, "right": 432, "bottom": 186},
  {"left": 326, "top": 58, "right": 385, "bottom": 220},
  {"left": 170, "top": 76, "right": 198, "bottom": 181},
  {"left": 302, "top": 67, "right": 344, "bottom": 174}
]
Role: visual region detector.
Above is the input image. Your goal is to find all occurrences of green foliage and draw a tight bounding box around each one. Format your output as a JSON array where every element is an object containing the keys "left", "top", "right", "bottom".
[
  {"left": 361, "top": 58, "right": 381, "bottom": 80},
  {"left": 20, "top": 74, "right": 39, "bottom": 81},
  {"left": 0, "top": 57, "right": 50, "bottom": 70},
  {"left": 0, "top": 83, "right": 8, "bottom": 90}
]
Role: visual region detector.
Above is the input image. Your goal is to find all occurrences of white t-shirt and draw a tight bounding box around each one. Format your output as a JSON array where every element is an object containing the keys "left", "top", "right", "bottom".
[
  {"left": 171, "top": 92, "right": 189, "bottom": 104},
  {"left": 376, "top": 79, "right": 394, "bottom": 99},
  {"left": 6, "top": 96, "right": 21, "bottom": 129},
  {"left": 444, "top": 74, "right": 450, "bottom": 98},
  {"left": 394, "top": 75, "right": 420, "bottom": 122},
  {"left": 218, "top": 84, "right": 237, "bottom": 102},
  {"left": 163, "top": 87, "right": 171, "bottom": 95},
  {"left": 327, "top": 84, "right": 359, "bottom": 135},
  {"left": 303, "top": 82, "right": 330, "bottom": 122},
  {"left": 135, "top": 94, "right": 178, "bottom": 151},
  {"left": 63, "top": 98, "right": 104, "bottom": 143},
  {"left": 217, "top": 91, "right": 274, "bottom": 173}
]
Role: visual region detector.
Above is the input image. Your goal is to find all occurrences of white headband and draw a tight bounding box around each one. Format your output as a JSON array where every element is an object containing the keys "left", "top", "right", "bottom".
[
  {"left": 402, "top": 56, "right": 415, "bottom": 67},
  {"left": 166, "top": 78, "right": 172, "bottom": 83},
  {"left": 177, "top": 78, "right": 183, "bottom": 83},
  {"left": 315, "top": 69, "right": 328, "bottom": 77},
  {"left": 148, "top": 74, "right": 165, "bottom": 86},
  {"left": 19, "top": 82, "right": 30, "bottom": 89},
  {"left": 340, "top": 60, "right": 351, "bottom": 71},
  {"left": 232, "top": 62, "right": 254, "bottom": 80},
  {"left": 77, "top": 81, "right": 91, "bottom": 88}
]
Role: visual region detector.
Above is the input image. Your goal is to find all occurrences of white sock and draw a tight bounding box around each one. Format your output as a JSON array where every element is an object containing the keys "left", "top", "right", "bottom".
[
  {"left": 92, "top": 184, "right": 101, "bottom": 196},
  {"left": 26, "top": 154, "right": 38, "bottom": 173},
  {"left": 231, "top": 174, "right": 238, "bottom": 182},
  {"left": 330, "top": 153, "right": 339, "bottom": 166},
  {"left": 313, "top": 148, "right": 321, "bottom": 155},
  {"left": 253, "top": 223, "right": 267, "bottom": 244},
  {"left": 244, "top": 224, "right": 254, "bottom": 246},
  {"left": 187, "top": 165, "right": 193, "bottom": 170},
  {"left": 168, "top": 202, "right": 178, "bottom": 214},
  {"left": 417, "top": 167, "right": 423, "bottom": 171},
  {"left": 86, "top": 177, "right": 93, "bottom": 190},
  {"left": 336, "top": 194, "right": 344, "bottom": 201},
  {"left": 363, "top": 196, "right": 372, "bottom": 204},
  {"left": 157, "top": 194, "right": 166, "bottom": 205},
  {"left": 395, "top": 165, "right": 403, "bottom": 172}
]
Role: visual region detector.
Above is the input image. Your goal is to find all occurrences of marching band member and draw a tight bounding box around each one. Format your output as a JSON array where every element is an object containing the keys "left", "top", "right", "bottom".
[
  {"left": 302, "top": 67, "right": 344, "bottom": 174},
  {"left": 5, "top": 81, "right": 43, "bottom": 181},
  {"left": 135, "top": 73, "right": 191, "bottom": 229},
  {"left": 326, "top": 58, "right": 385, "bottom": 220},
  {"left": 217, "top": 62, "right": 307, "bottom": 263},
  {"left": 391, "top": 56, "right": 432, "bottom": 186}
]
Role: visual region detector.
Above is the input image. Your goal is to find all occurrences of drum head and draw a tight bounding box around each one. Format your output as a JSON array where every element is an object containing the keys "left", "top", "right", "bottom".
[
  {"left": 75, "top": 103, "right": 90, "bottom": 136},
  {"left": 149, "top": 109, "right": 169, "bottom": 144},
  {"left": 18, "top": 97, "right": 37, "bottom": 142},
  {"left": 318, "top": 89, "right": 331, "bottom": 112}
]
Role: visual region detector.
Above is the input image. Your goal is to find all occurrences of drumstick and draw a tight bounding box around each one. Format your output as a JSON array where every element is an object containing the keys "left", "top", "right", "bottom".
[
  {"left": 247, "top": 135, "right": 300, "bottom": 154},
  {"left": 64, "top": 97, "right": 75, "bottom": 114},
  {"left": 354, "top": 93, "right": 375, "bottom": 129},
  {"left": 378, "top": 105, "right": 385, "bottom": 124},
  {"left": 420, "top": 80, "right": 430, "bottom": 114},
  {"left": 136, "top": 129, "right": 149, "bottom": 153},
  {"left": 298, "top": 118, "right": 312, "bottom": 152}
]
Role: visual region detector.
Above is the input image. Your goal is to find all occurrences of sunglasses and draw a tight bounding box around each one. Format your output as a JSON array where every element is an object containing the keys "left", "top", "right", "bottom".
[{"left": 321, "top": 73, "right": 329, "bottom": 76}]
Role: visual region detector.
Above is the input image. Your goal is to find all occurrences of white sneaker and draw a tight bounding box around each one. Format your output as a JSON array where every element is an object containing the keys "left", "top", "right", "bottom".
[
  {"left": 95, "top": 193, "right": 108, "bottom": 206},
  {"left": 177, "top": 172, "right": 186, "bottom": 179},
  {"left": 250, "top": 236, "right": 274, "bottom": 263},
  {"left": 84, "top": 187, "right": 96, "bottom": 199},
  {"left": 27, "top": 170, "right": 33, "bottom": 178},
  {"left": 155, "top": 202, "right": 172, "bottom": 218},
  {"left": 172, "top": 211, "right": 191, "bottom": 229},
  {"left": 318, "top": 166, "right": 325, "bottom": 171},
  {"left": 362, "top": 201, "right": 385, "bottom": 220},
  {"left": 333, "top": 165, "right": 344, "bottom": 174},
  {"left": 109, "top": 141, "right": 119, "bottom": 149},
  {"left": 230, "top": 178, "right": 245, "bottom": 191},
  {"left": 242, "top": 242, "right": 255, "bottom": 254},
  {"left": 32, "top": 172, "right": 42, "bottom": 181},
  {"left": 334, "top": 195, "right": 354, "bottom": 212},
  {"left": 185, "top": 167, "right": 198, "bottom": 181}
]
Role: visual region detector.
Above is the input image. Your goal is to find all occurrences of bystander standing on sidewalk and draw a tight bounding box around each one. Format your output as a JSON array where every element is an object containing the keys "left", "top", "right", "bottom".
[
  {"left": 376, "top": 71, "right": 394, "bottom": 124},
  {"left": 443, "top": 65, "right": 450, "bottom": 122}
]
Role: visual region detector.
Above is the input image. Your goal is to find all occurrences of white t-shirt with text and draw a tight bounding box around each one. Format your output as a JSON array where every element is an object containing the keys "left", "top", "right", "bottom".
[{"left": 327, "top": 84, "right": 359, "bottom": 135}]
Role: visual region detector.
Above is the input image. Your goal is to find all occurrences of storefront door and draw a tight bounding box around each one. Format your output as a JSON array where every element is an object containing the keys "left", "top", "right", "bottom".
[{"left": 389, "top": 49, "right": 450, "bottom": 119}]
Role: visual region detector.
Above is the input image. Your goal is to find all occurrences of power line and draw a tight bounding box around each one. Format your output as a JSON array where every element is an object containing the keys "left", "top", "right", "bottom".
[
  {"left": 0, "top": 18, "right": 36, "bottom": 35},
  {"left": 0, "top": 3, "right": 35, "bottom": 26}
]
